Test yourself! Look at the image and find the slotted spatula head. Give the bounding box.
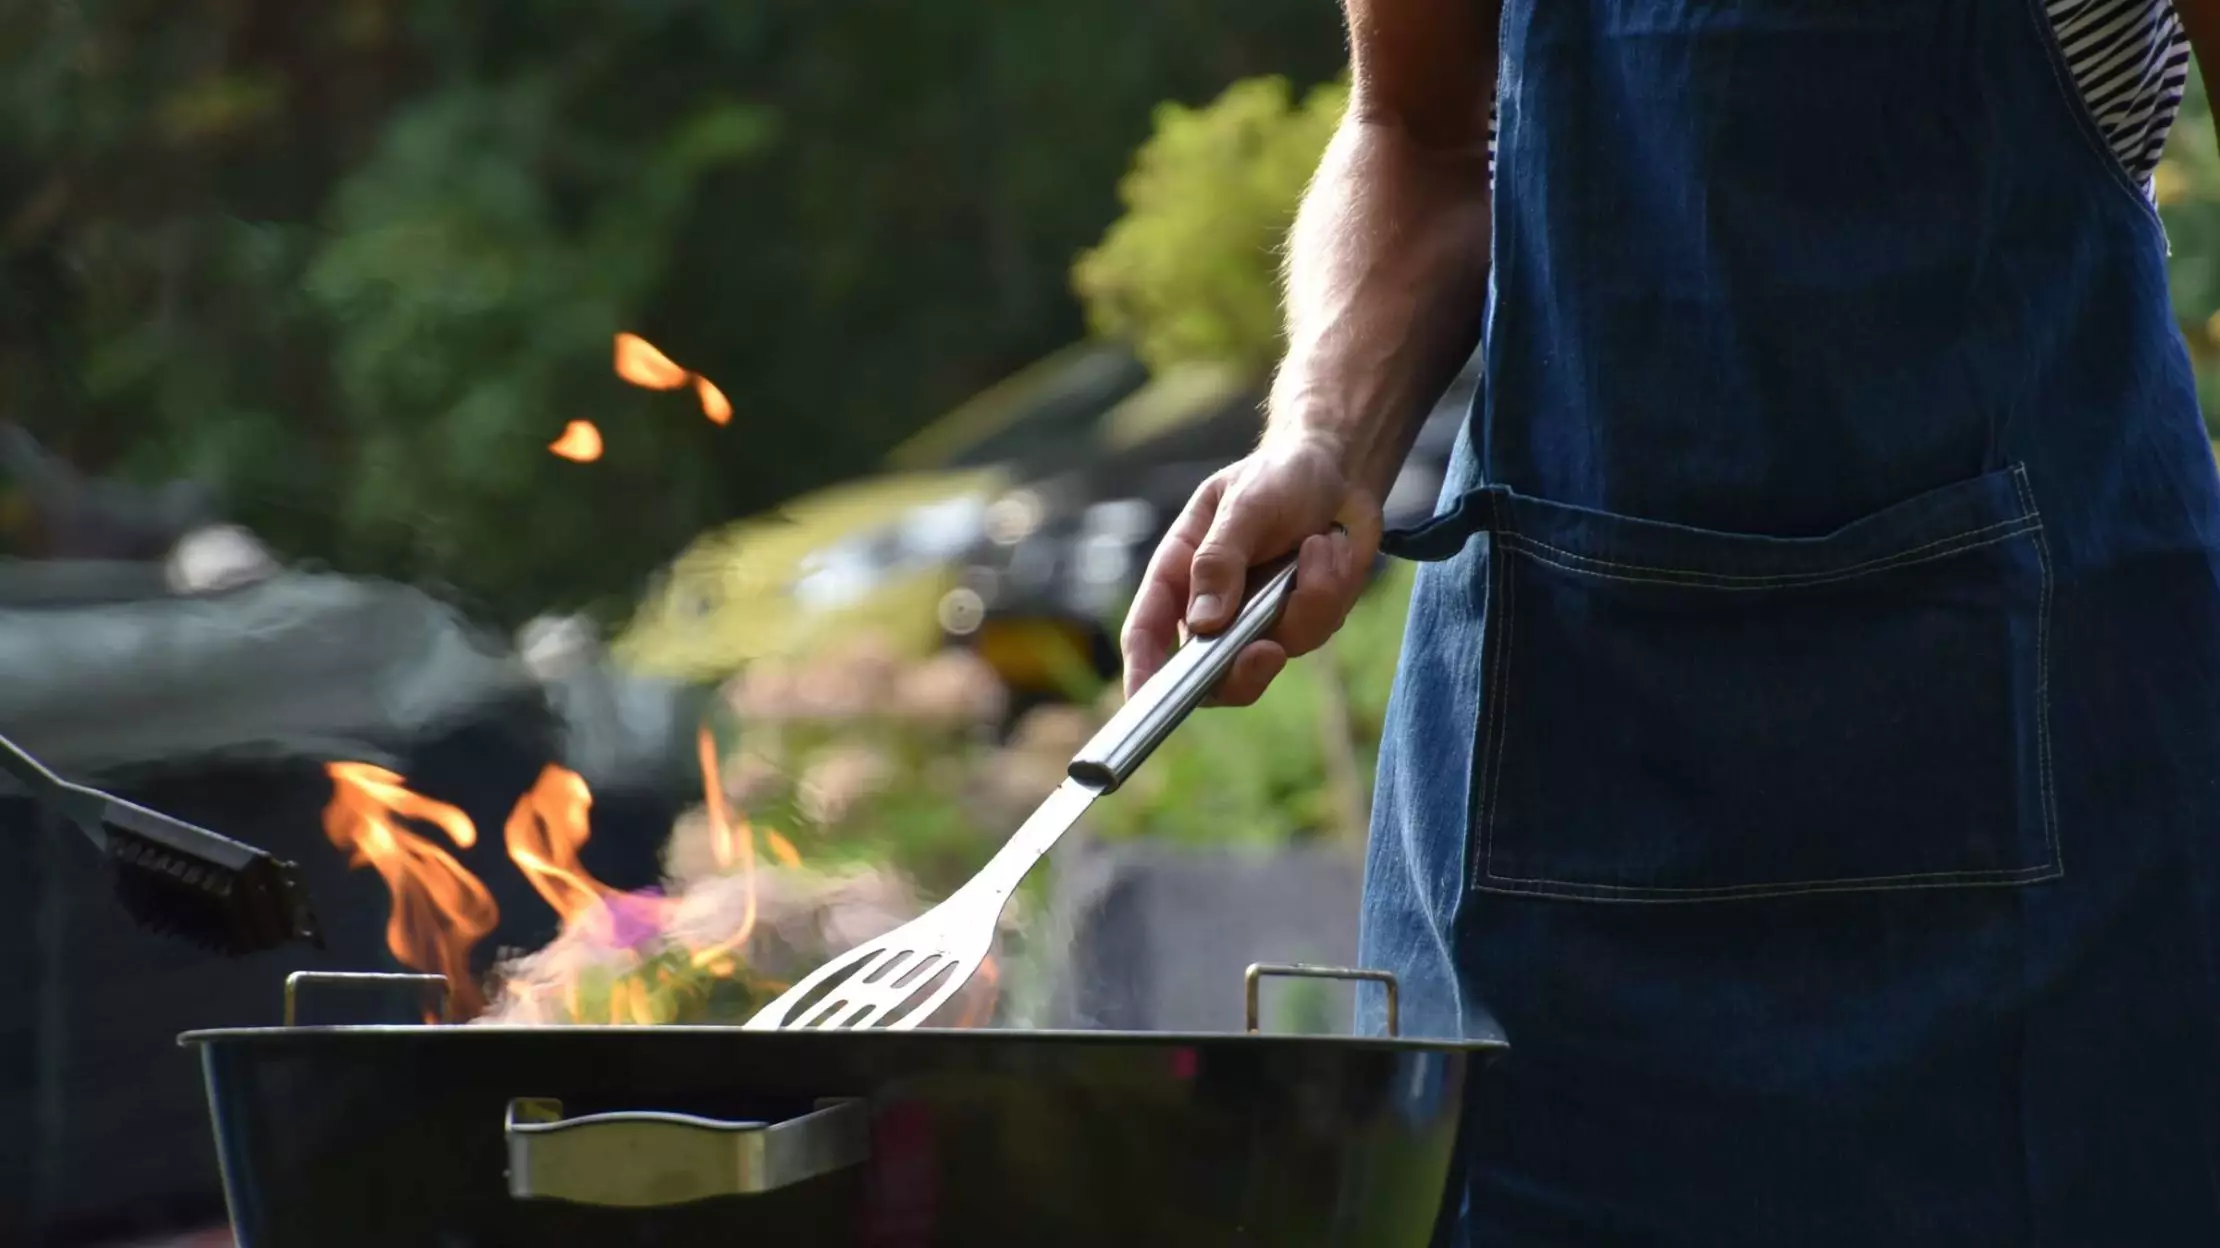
[742,887,1000,1030]
[745,550,1306,1032]
[746,779,1093,1030]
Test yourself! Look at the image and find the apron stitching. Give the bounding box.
[1473,472,2059,898]
[1475,489,1517,893]
[1494,514,2037,584]
[2015,0,2172,238]
[2010,464,2064,874]
[1499,523,2040,592]
[1474,861,2064,901]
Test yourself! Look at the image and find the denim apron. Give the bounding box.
[1359,0,2220,1243]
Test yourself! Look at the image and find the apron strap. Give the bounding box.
[1381,488,1496,563]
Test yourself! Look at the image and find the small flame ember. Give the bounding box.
[614,332,690,390]
[695,375,733,425]
[321,763,499,1018]
[615,331,731,423]
[549,420,604,462]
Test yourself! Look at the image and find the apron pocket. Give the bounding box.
[1471,463,2056,901]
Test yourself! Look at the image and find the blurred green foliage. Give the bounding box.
[742,723,1028,903]
[1073,75,1348,380]
[1087,561,1416,848]
[673,562,1416,908]
[0,1,1345,621]
[2160,66,2220,436]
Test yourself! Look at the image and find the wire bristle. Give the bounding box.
[0,731,322,956]
[106,826,318,956]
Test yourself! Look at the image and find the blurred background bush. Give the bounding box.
[0,0,1346,624]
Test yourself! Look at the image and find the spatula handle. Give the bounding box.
[1068,542,1310,792]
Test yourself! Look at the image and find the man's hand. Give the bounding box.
[1119,0,1500,708]
[1120,431,1383,705]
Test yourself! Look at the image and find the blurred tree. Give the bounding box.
[0,0,1346,622]
[302,79,770,618]
[1069,64,2220,422]
[1073,76,1347,380]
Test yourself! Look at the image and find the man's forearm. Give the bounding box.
[1269,120,1491,502]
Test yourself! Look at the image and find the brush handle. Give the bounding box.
[0,730,108,844]
[1067,539,1316,793]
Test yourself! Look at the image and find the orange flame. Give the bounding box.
[417,715,1010,1030]
[605,976,656,1026]
[686,724,759,971]
[613,332,690,390]
[765,828,801,868]
[956,955,1001,1028]
[549,420,603,462]
[616,331,731,424]
[694,375,733,425]
[503,765,612,924]
[322,763,498,1018]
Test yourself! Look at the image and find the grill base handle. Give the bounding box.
[505,1097,869,1207]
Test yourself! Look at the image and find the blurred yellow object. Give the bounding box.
[1098,361,1253,452]
[614,341,1146,686]
[2155,159,2189,208]
[883,341,1141,472]
[612,468,1005,682]
[0,488,29,542]
[971,617,1099,695]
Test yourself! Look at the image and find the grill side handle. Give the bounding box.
[505,1097,869,1206]
[1245,962,1400,1037]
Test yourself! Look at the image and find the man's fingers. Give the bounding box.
[1273,532,1354,658]
[1336,490,1385,572]
[1270,498,1383,658]
[1205,640,1287,708]
[1120,556,1185,696]
[1127,459,1377,702]
[1121,480,1221,695]
[1120,546,1191,696]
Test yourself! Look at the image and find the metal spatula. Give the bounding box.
[746,548,1305,1031]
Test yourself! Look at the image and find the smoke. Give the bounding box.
[473,637,1066,1028]
[474,862,924,1025]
